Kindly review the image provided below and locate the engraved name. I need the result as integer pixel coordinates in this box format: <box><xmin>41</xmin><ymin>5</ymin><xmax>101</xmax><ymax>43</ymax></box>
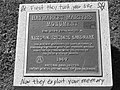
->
<box><xmin>31</xmin><ymin>35</ymin><xmax>94</xmax><ymax>40</ymax></box>
<box><xmin>46</xmin><ymin>21</ymin><xmax>78</xmax><ymax>27</ymax></box>
<box><xmin>32</xmin><ymin>14</ymin><xmax>93</xmax><ymax>21</ymax></box>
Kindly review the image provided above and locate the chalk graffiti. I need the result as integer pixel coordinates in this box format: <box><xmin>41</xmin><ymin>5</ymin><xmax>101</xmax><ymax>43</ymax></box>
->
<box><xmin>21</xmin><ymin>5</ymin><xmax>26</xmax><ymax>12</ymax></box>
<box><xmin>98</xmin><ymin>2</ymin><xmax>105</xmax><ymax>11</ymax></box>
<box><xmin>20</xmin><ymin>78</ymin><xmax>105</xmax><ymax>86</ymax></box>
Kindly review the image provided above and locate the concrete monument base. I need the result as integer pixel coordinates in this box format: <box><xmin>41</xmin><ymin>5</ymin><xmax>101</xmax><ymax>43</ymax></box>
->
<box><xmin>14</xmin><ymin>2</ymin><xmax>113</xmax><ymax>90</ymax></box>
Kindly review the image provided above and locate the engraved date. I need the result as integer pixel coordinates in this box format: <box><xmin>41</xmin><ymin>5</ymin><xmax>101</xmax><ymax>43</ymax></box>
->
<box><xmin>57</xmin><ymin>57</ymin><xmax>69</xmax><ymax>62</ymax></box>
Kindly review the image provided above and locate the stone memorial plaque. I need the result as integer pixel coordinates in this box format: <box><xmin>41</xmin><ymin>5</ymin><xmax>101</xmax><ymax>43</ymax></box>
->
<box><xmin>14</xmin><ymin>2</ymin><xmax>113</xmax><ymax>90</ymax></box>
<box><xmin>24</xmin><ymin>11</ymin><xmax>102</xmax><ymax>76</ymax></box>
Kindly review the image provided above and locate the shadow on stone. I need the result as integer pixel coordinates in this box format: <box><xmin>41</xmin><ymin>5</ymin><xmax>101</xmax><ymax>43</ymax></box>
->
<box><xmin>111</xmin><ymin>45</ymin><xmax>120</xmax><ymax>90</ymax></box>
